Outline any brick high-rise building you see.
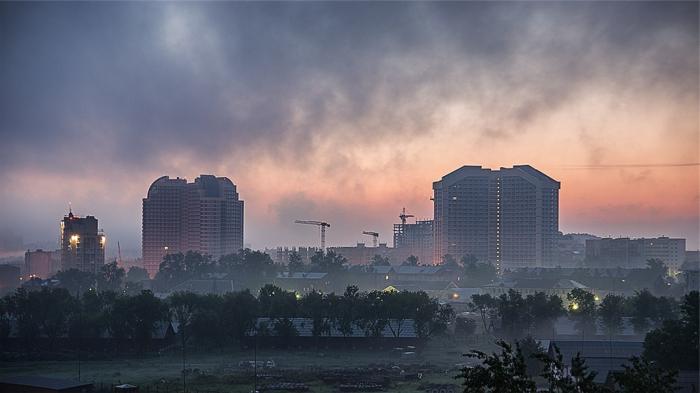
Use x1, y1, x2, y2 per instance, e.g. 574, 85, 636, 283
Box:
142, 175, 244, 276
433, 165, 560, 270
60, 211, 105, 273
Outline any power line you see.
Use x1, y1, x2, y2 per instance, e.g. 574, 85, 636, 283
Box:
556, 163, 699, 169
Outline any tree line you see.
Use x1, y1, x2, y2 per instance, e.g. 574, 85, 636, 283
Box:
0, 284, 453, 353
468, 288, 683, 339
458, 291, 698, 392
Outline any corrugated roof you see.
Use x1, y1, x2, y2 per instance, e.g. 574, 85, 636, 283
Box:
276, 272, 328, 280
548, 340, 643, 383
394, 266, 443, 275
0, 376, 93, 390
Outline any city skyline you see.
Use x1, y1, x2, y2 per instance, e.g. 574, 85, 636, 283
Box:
0, 2, 698, 253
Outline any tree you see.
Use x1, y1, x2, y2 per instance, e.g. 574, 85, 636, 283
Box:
70, 290, 114, 340
299, 290, 331, 338
518, 336, 545, 377
497, 290, 528, 339
402, 255, 419, 266
126, 266, 149, 282
169, 292, 200, 345
7, 288, 44, 350
336, 286, 359, 337
629, 289, 658, 334
288, 251, 304, 272
156, 253, 187, 286
273, 317, 298, 339
310, 250, 347, 273
567, 288, 597, 337
462, 256, 497, 286
613, 357, 678, 393
358, 290, 388, 337
599, 294, 626, 336
456, 340, 537, 393
188, 294, 225, 345
98, 261, 125, 292
53, 269, 95, 295
0, 297, 11, 345
370, 254, 390, 266
410, 291, 453, 338
470, 293, 496, 334
536, 344, 602, 393
258, 284, 298, 317
218, 252, 242, 273
440, 254, 459, 269
643, 290, 698, 371
221, 290, 258, 342
111, 290, 168, 349
455, 317, 477, 337
37, 288, 76, 350
525, 292, 564, 337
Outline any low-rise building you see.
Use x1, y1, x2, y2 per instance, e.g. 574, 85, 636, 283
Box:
482, 278, 592, 299
548, 340, 643, 383
328, 243, 393, 265
275, 272, 329, 293
24, 249, 61, 279
585, 236, 686, 271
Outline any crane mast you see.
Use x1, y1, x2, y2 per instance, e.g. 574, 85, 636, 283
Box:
294, 220, 331, 251
362, 231, 379, 247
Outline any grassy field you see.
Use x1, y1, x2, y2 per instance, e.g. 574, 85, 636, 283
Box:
0, 337, 494, 393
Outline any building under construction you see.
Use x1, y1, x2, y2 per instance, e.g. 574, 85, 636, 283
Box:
393, 218, 434, 265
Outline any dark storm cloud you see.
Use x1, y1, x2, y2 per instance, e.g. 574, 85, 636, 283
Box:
0, 1, 696, 176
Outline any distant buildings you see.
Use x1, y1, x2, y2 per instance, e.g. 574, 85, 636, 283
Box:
433, 165, 560, 270
60, 211, 105, 273
24, 249, 60, 278
393, 219, 434, 265
554, 232, 600, 267
266, 246, 320, 266
142, 175, 244, 276
0, 264, 20, 295
585, 236, 686, 270
328, 243, 392, 265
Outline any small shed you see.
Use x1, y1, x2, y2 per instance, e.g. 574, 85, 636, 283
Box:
0, 376, 93, 393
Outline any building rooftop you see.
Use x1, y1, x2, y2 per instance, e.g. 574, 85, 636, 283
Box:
0, 376, 93, 391
276, 272, 328, 280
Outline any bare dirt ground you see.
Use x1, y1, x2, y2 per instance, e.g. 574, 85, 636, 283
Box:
0, 337, 493, 393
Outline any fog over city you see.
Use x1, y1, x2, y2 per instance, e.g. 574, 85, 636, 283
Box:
1, 2, 698, 254
1, 2, 699, 393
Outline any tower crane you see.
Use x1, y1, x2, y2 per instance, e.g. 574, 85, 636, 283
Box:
399, 207, 414, 225
295, 220, 331, 251
362, 231, 379, 248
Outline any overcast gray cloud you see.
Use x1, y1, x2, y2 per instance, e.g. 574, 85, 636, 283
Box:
0, 2, 697, 253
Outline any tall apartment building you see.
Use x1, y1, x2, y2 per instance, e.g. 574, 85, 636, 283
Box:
585, 237, 686, 271
142, 175, 244, 276
433, 165, 560, 270
393, 219, 434, 265
60, 211, 105, 273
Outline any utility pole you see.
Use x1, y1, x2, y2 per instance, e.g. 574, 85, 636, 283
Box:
182, 322, 186, 393
254, 325, 258, 393
76, 286, 81, 381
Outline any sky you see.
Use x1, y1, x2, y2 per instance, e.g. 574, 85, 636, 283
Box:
0, 2, 698, 256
